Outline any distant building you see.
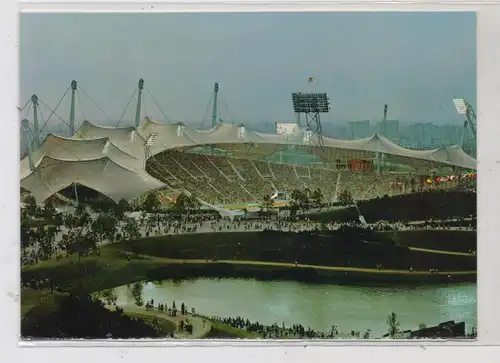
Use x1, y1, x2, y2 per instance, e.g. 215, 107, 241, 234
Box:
439, 124, 463, 145
348, 120, 371, 139
384, 120, 400, 142
408, 122, 441, 148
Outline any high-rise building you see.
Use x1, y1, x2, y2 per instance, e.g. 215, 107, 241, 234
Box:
376, 120, 400, 142
384, 120, 400, 142
347, 120, 370, 139
407, 122, 443, 148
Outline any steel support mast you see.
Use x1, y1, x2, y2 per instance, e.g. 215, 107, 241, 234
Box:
453, 98, 477, 156
69, 80, 77, 136
135, 78, 144, 127
376, 104, 388, 175
212, 82, 219, 127
464, 102, 477, 141
22, 118, 34, 171
31, 95, 40, 149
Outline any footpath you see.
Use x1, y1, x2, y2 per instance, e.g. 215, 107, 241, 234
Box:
106, 303, 212, 339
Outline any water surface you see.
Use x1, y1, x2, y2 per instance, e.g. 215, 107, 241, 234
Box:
114, 278, 476, 337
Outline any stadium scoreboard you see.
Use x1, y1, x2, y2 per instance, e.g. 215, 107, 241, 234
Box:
275, 122, 299, 136
292, 93, 330, 113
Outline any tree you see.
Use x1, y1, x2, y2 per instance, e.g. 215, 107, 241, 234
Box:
338, 190, 354, 206
60, 210, 97, 262
311, 188, 323, 206
142, 193, 160, 213
70, 231, 97, 263
290, 189, 308, 210
100, 289, 118, 306
174, 192, 190, 212
290, 189, 304, 205
91, 213, 118, 242
123, 217, 141, 240
130, 282, 144, 307
20, 219, 35, 255
261, 194, 274, 212
53, 212, 64, 232
36, 225, 56, 260
24, 195, 37, 216
43, 199, 57, 220
58, 232, 72, 257
387, 312, 400, 338
114, 199, 130, 219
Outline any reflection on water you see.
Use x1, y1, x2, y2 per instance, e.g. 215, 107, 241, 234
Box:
114, 278, 476, 337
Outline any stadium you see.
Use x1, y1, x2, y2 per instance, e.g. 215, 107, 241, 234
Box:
19, 80, 477, 217
19, 79, 478, 339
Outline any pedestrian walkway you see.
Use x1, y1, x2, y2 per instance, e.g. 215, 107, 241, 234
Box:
106, 303, 212, 338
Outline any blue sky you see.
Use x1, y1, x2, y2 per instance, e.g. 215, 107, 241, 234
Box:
19, 12, 476, 128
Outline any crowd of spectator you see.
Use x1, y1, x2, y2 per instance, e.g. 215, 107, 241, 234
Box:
146, 152, 464, 205
210, 315, 357, 339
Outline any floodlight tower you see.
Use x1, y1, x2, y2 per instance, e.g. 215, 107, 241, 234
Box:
69, 80, 77, 136
453, 98, 477, 142
212, 82, 219, 127
31, 95, 40, 149
291, 92, 330, 159
134, 78, 144, 127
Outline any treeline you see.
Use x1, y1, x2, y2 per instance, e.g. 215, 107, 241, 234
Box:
307, 190, 476, 223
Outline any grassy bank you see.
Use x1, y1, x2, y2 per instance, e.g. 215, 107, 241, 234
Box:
22, 248, 165, 293
110, 230, 476, 271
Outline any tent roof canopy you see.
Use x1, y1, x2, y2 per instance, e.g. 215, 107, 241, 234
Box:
20, 118, 476, 204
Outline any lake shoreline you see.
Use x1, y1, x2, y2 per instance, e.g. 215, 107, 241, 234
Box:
109, 278, 477, 338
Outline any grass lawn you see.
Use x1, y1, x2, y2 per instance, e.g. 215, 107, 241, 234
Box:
21, 288, 66, 316
21, 248, 166, 293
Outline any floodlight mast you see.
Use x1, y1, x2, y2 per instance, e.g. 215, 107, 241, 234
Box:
453, 98, 477, 142
22, 118, 34, 171
212, 82, 219, 127
69, 80, 77, 137
135, 79, 145, 127
31, 95, 40, 149
291, 92, 330, 161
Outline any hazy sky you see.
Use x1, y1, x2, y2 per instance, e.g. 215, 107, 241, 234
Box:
20, 12, 476, 129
